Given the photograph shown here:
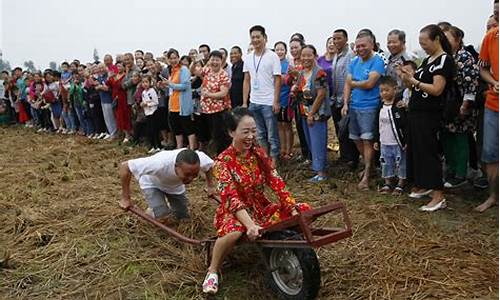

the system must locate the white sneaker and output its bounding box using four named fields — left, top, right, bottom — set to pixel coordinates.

left=37, top=128, right=44, bottom=133
left=122, top=137, right=130, bottom=144
left=97, top=133, right=106, bottom=139
left=148, top=147, right=157, bottom=154
left=103, top=134, right=111, bottom=140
